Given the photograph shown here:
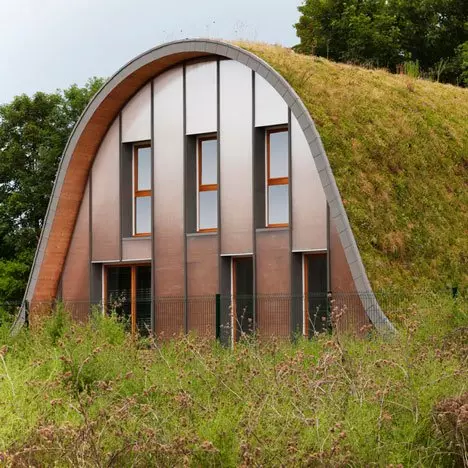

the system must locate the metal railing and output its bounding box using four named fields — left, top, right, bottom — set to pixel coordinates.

left=2, top=290, right=465, bottom=344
